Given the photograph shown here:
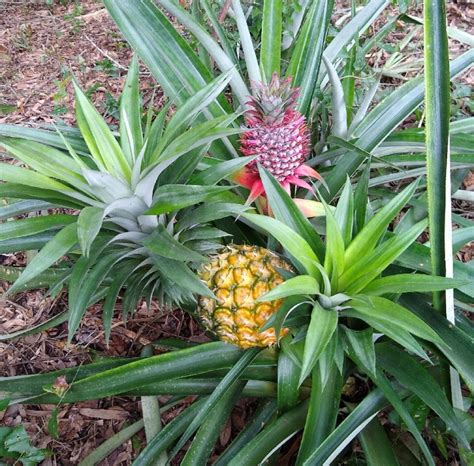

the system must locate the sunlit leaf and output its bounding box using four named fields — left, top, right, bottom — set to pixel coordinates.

left=299, top=302, right=338, bottom=385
